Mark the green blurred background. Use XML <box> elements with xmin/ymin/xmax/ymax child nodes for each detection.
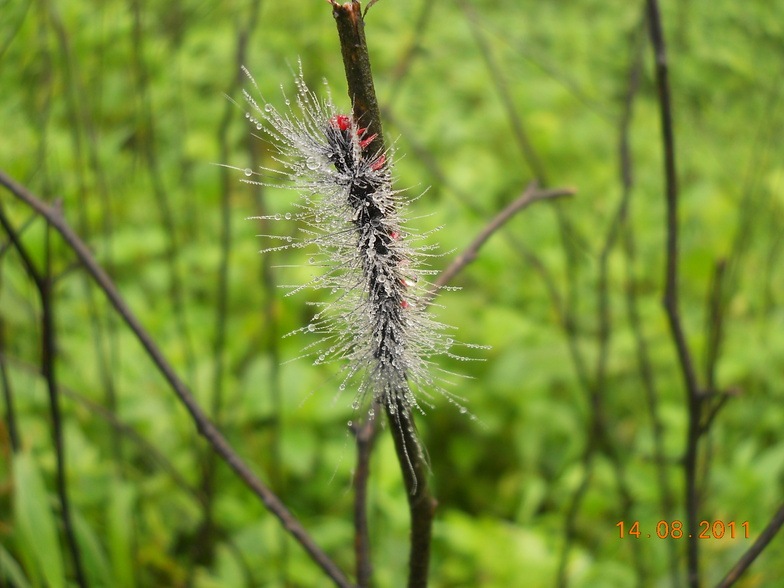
<box><xmin>1</xmin><ymin>0</ymin><xmax>783</xmax><ymax>586</ymax></box>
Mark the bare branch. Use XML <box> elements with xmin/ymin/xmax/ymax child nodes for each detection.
<box><xmin>431</xmin><ymin>183</ymin><xmax>575</xmax><ymax>298</ymax></box>
<box><xmin>716</xmin><ymin>503</ymin><xmax>784</xmax><ymax>587</ymax></box>
<box><xmin>646</xmin><ymin>1</ymin><xmax>703</xmax><ymax>584</ymax></box>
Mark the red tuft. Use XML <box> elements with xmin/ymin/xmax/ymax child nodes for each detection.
<box><xmin>330</xmin><ymin>114</ymin><xmax>351</xmax><ymax>131</ymax></box>
<box><xmin>359</xmin><ymin>133</ymin><xmax>377</xmax><ymax>149</ymax></box>
<box><xmin>389</xmin><ymin>231</ymin><xmax>400</xmax><ymax>240</ymax></box>
<box><xmin>401</xmin><ymin>300</ymin><xmax>410</xmax><ymax>308</ymax></box>
<box><xmin>370</xmin><ymin>154</ymin><xmax>386</xmax><ymax>171</ymax></box>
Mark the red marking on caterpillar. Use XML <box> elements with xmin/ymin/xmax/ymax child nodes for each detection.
<box><xmin>330</xmin><ymin>114</ymin><xmax>351</xmax><ymax>131</ymax></box>
<box><xmin>370</xmin><ymin>154</ymin><xmax>385</xmax><ymax>171</ymax></box>
<box><xmin>358</xmin><ymin>133</ymin><xmax>377</xmax><ymax>149</ymax></box>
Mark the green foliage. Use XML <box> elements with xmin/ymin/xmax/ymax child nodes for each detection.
<box><xmin>1</xmin><ymin>0</ymin><xmax>783</xmax><ymax>586</ymax></box>
<box><xmin>12</xmin><ymin>453</ymin><xmax>66</xmax><ymax>588</ymax></box>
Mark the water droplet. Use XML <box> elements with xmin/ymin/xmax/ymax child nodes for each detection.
<box><xmin>244</xmin><ymin>168</ymin><xmax>252</xmax><ymax>177</ymax></box>
<box><xmin>307</xmin><ymin>323</ymin><xmax>315</xmax><ymax>332</ymax></box>
<box><xmin>347</xmin><ymin>420</ymin><xmax>353</xmax><ymax>427</ymax></box>
<box><xmin>306</xmin><ymin>157</ymin><xmax>320</xmax><ymax>170</ymax></box>
<box><xmin>339</xmin><ymin>383</ymin><xmax>346</xmax><ymax>391</ymax></box>
<box><xmin>352</xmin><ymin>401</ymin><xmax>359</xmax><ymax>410</ymax></box>
<box><xmin>274</xmin><ymin>214</ymin><xmax>282</xmax><ymax>220</ymax></box>
<box><xmin>368</xmin><ymin>409</ymin><xmax>375</xmax><ymax>418</ymax></box>
<box><xmin>285</xmin><ymin>212</ymin><xmax>292</xmax><ymax>220</ymax></box>
<box><xmin>459</xmin><ymin>407</ymin><xmax>467</xmax><ymax>414</ymax></box>
<box><xmin>264</xmin><ymin>104</ymin><xmax>273</xmax><ymax>112</ymax></box>
<box><xmin>308</xmin><ymin>257</ymin><xmax>316</xmax><ymax>264</ymax></box>
<box><xmin>245</xmin><ymin>112</ymin><xmax>251</xmax><ymax>119</ymax></box>
<box><xmin>255</xmin><ymin>123</ymin><xmax>262</xmax><ymax>130</ymax></box>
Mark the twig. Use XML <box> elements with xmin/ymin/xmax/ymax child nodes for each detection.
<box><xmin>646</xmin><ymin>1</ymin><xmax>703</xmax><ymax>585</ymax></box>
<box><xmin>331</xmin><ymin>0</ymin><xmax>385</xmax><ymax>157</ymax></box>
<box><xmin>716</xmin><ymin>502</ymin><xmax>784</xmax><ymax>587</ymax></box>
<box><xmin>0</xmin><ymin>352</ymin><xmax>206</xmax><ymax>505</ymax></box>
<box><xmin>351</xmin><ymin>409</ymin><xmax>380</xmax><ymax>588</ymax></box>
<box><xmin>0</xmin><ymin>205</ymin><xmax>89</xmax><ymax>588</ymax></box>
<box><xmin>431</xmin><ymin>183</ymin><xmax>575</xmax><ymax>296</ymax></box>
<box><xmin>0</xmin><ymin>170</ymin><xmax>354</xmax><ymax>588</ymax></box>
<box><xmin>618</xmin><ymin>14</ymin><xmax>681</xmax><ymax>586</ymax></box>
<box><xmin>386</xmin><ymin>395</ymin><xmax>436</xmax><ymax>588</ymax></box>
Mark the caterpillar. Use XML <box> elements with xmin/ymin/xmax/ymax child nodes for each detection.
<box><xmin>239</xmin><ymin>65</ymin><xmax>480</xmax><ymax>420</ymax></box>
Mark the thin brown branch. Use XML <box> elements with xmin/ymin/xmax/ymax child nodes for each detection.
<box><xmin>646</xmin><ymin>2</ymin><xmax>703</xmax><ymax>585</ymax></box>
<box><xmin>331</xmin><ymin>0</ymin><xmax>385</xmax><ymax>158</ymax></box>
<box><xmin>351</xmin><ymin>409</ymin><xmax>380</xmax><ymax>588</ymax></box>
<box><xmin>386</xmin><ymin>396</ymin><xmax>436</xmax><ymax>588</ymax></box>
<box><xmin>0</xmin><ymin>205</ymin><xmax>89</xmax><ymax>588</ymax></box>
<box><xmin>715</xmin><ymin>503</ymin><xmax>784</xmax><ymax>587</ymax></box>
<box><xmin>0</xmin><ymin>352</ymin><xmax>206</xmax><ymax>505</ymax></box>
<box><xmin>618</xmin><ymin>14</ymin><xmax>680</xmax><ymax>586</ymax></box>
<box><xmin>431</xmin><ymin>183</ymin><xmax>575</xmax><ymax>296</ymax></box>
<box><xmin>0</xmin><ymin>170</ymin><xmax>354</xmax><ymax>588</ymax></box>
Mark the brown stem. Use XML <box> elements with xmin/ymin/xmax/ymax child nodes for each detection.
<box><xmin>431</xmin><ymin>183</ymin><xmax>575</xmax><ymax>298</ymax></box>
<box><xmin>716</xmin><ymin>503</ymin><xmax>784</xmax><ymax>587</ymax></box>
<box><xmin>646</xmin><ymin>1</ymin><xmax>702</xmax><ymax>585</ymax></box>
<box><xmin>618</xmin><ymin>15</ymin><xmax>681</xmax><ymax>586</ymax></box>
<box><xmin>351</xmin><ymin>409</ymin><xmax>380</xmax><ymax>588</ymax></box>
<box><xmin>0</xmin><ymin>205</ymin><xmax>89</xmax><ymax>588</ymax></box>
<box><xmin>386</xmin><ymin>396</ymin><xmax>436</xmax><ymax>588</ymax></box>
<box><xmin>331</xmin><ymin>0</ymin><xmax>385</xmax><ymax>158</ymax></box>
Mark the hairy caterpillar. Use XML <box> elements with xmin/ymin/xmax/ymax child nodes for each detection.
<box><xmin>238</xmin><ymin>66</ymin><xmax>482</xmax><ymax>420</ymax></box>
